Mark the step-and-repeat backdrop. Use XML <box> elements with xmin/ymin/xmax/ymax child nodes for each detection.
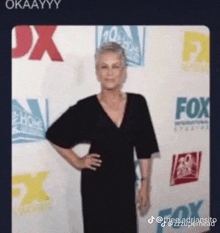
<box><xmin>12</xmin><ymin>26</ymin><xmax>210</xmax><ymax>233</ymax></box>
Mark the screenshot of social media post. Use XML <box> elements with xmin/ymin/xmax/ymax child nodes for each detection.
<box><xmin>12</xmin><ymin>26</ymin><xmax>210</xmax><ymax>233</ymax></box>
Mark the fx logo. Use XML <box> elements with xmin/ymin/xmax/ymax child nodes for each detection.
<box><xmin>12</xmin><ymin>171</ymin><xmax>50</xmax><ymax>205</ymax></box>
<box><xmin>96</xmin><ymin>26</ymin><xmax>145</xmax><ymax>67</ymax></box>
<box><xmin>182</xmin><ymin>31</ymin><xmax>209</xmax><ymax>72</ymax></box>
<box><xmin>175</xmin><ymin>97</ymin><xmax>209</xmax><ymax>120</ymax></box>
<box><xmin>12</xmin><ymin>26</ymin><xmax>63</xmax><ymax>61</ymax></box>
<box><xmin>157</xmin><ymin>200</ymin><xmax>203</xmax><ymax>233</ymax></box>
<box><xmin>12</xmin><ymin>171</ymin><xmax>51</xmax><ymax>215</ymax></box>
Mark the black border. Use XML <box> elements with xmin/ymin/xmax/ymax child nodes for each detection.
<box><xmin>1</xmin><ymin>2</ymin><xmax>219</xmax><ymax>233</ymax></box>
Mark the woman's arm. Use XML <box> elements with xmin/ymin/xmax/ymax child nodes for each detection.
<box><xmin>50</xmin><ymin>143</ymin><xmax>102</xmax><ymax>171</ymax></box>
<box><xmin>139</xmin><ymin>158</ymin><xmax>152</xmax><ymax>190</ymax></box>
<box><xmin>137</xmin><ymin>158</ymin><xmax>152</xmax><ymax>211</ymax></box>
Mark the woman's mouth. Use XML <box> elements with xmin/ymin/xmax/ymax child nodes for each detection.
<box><xmin>105</xmin><ymin>79</ymin><xmax>115</xmax><ymax>82</ymax></box>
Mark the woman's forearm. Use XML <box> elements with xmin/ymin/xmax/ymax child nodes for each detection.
<box><xmin>138</xmin><ymin>158</ymin><xmax>152</xmax><ymax>190</ymax></box>
<box><xmin>50</xmin><ymin>143</ymin><xmax>82</xmax><ymax>170</ymax></box>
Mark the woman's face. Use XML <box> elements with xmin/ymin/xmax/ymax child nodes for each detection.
<box><xmin>96</xmin><ymin>52</ymin><xmax>126</xmax><ymax>91</ymax></box>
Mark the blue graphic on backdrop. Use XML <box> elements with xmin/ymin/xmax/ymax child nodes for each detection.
<box><xmin>96</xmin><ymin>26</ymin><xmax>145</xmax><ymax>67</ymax></box>
<box><xmin>176</xmin><ymin>97</ymin><xmax>209</xmax><ymax>120</ymax></box>
<box><xmin>12</xmin><ymin>99</ymin><xmax>49</xmax><ymax>144</ymax></box>
<box><xmin>174</xmin><ymin>97</ymin><xmax>209</xmax><ymax>132</ymax></box>
<box><xmin>157</xmin><ymin>200</ymin><xmax>204</xmax><ymax>233</ymax></box>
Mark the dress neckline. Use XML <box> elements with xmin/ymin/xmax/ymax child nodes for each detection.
<box><xmin>95</xmin><ymin>93</ymin><xmax>130</xmax><ymax>130</ymax></box>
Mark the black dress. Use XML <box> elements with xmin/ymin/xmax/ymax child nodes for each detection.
<box><xmin>46</xmin><ymin>93</ymin><xmax>159</xmax><ymax>233</ymax></box>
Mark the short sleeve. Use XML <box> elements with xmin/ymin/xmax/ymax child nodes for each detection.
<box><xmin>135</xmin><ymin>96</ymin><xmax>159</xmax><ymax>159</ymax></box>
<box><xmin>45</xmin><ymin>102</ymin><xmax>88</xmax><ymax>148</ymax></box>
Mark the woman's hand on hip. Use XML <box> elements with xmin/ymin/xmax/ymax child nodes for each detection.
<box><xmin>77</xmin><ymin>153</ymin><xmax>102</xmax><ymax>170</ymax></box>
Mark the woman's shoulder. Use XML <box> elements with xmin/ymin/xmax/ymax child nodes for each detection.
<box><xmin>127</xmin><ymin>92</ymin><xmax>147</xmax><ymax>103</ymax></box>
<box><xmin>66</xmin><ymin>95</ymin><xmax>97</xmax><ymax>118</ymax></box>
<box><xmin>71</xmin><ymin>95</ymin><xmax>97</xmax><ymax>111</ymax></box>
<box><xmin>77</xmin><ymin>95</ymin><xmax>96</xmax><ymax>104</ymax></box>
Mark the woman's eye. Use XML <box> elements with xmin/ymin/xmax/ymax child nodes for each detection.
<box><xmin>101</xmin><ymin>66</ymin><xmax>107</xmax><ymax>69</ymax></box>
<box><xmin>113</xmin><ymin>66</ymin><xmax>120</xmax><ymax>69</ymax></box>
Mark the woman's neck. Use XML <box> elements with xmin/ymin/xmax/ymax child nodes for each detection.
<box><xmin>99</xmin><ymin>89</ymin><xmax>125</xmax><ymax>103</ymax></box>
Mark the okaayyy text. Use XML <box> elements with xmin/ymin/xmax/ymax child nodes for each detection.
<box><xmin>6</xmin><ymin>0</ymin><xmax>61</xmax><ymax>9</ymax></box>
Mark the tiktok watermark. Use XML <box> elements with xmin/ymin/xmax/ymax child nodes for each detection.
<box><xmin>143</xmin><ymin>215</ymin><xmax>217</xmax><ymax>229</ymax></box>
<box><xmin>5</xmin><ymin>0</ymin><xmax>62</xmax><ymax>9</ymax></box>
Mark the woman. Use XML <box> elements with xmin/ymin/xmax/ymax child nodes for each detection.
<box><xmin>46</xmin><ymin>42</ymin><xmax>159</xmax><ymax>233</ymax></box>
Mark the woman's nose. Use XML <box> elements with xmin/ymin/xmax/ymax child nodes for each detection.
<box><xmin>107</xmin><ymin>68</ymin><xmax>113</xmax><ymax>75</ymax></box>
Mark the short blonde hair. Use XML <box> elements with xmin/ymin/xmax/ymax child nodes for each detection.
<box><xmin>95</xmin><ymin>42</ymin><xmax>126</xmax><ymax>68</ymax></box>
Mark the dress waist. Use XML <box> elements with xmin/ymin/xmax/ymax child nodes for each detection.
<box><xmin>81</xmin><ymin>167</ymin><xmax>136</xmax><ymax>184</ymax></box>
